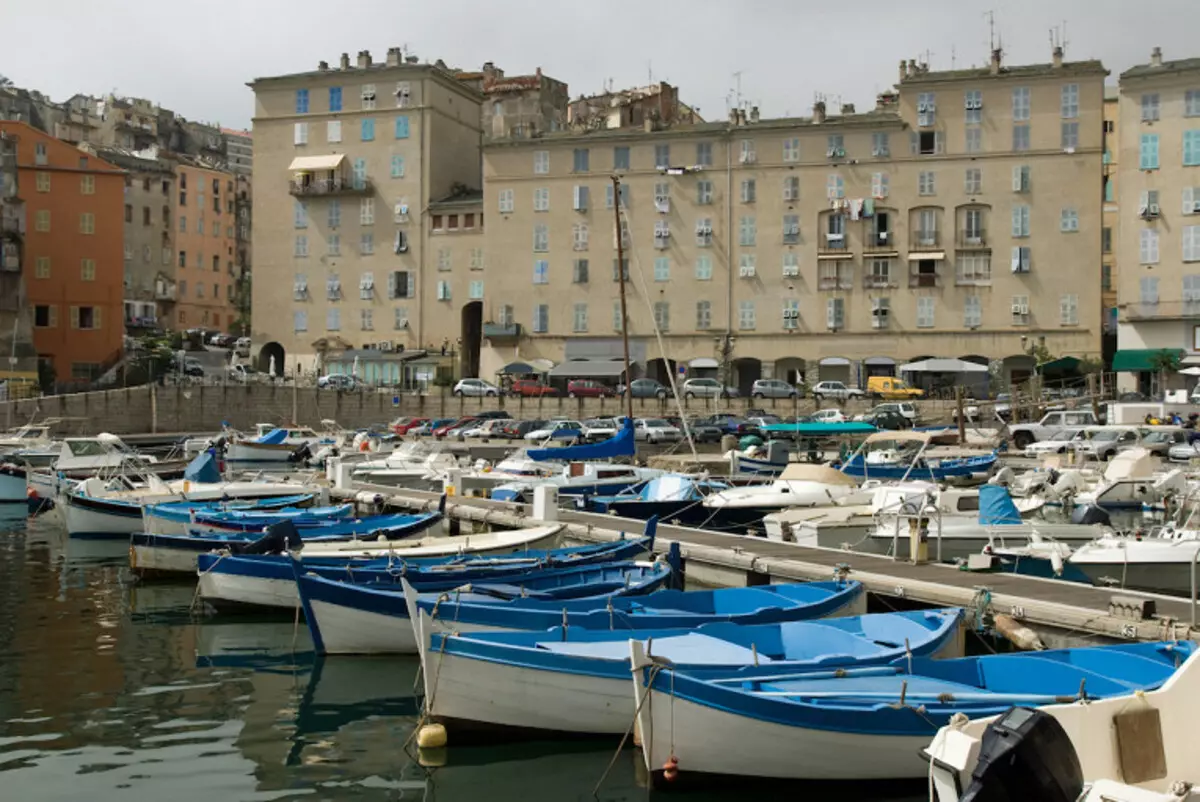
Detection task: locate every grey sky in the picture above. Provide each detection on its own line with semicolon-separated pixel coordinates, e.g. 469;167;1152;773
5;0;1200;130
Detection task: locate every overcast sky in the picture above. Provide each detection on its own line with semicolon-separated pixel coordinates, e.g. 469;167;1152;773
4;0;1200;130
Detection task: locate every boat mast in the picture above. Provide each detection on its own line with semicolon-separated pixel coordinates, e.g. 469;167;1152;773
612;175;634;426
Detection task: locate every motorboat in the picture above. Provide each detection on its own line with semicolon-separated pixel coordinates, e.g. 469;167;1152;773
1072;448;1186;510
490;462;664;503
701;463;862;531
350;442;459;488
1068;523;1200;596
225;422;343;463
838;430;997;483
578;474;729;527
20;434;186;508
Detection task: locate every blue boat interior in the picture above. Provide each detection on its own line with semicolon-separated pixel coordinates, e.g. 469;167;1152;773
183;451;222;483
978;485;1023;525
252;428;290;445
610;581;857;616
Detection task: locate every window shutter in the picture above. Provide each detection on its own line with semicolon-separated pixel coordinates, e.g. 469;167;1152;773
48;306;57;328
1184;187;1195;215
1139;191;1150;214
70;306;80;329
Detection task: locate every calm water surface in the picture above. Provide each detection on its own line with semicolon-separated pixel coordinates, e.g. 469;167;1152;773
0;509;929;802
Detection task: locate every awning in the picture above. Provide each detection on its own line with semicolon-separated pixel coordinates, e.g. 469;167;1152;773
689;357;719;369
1038;356;1081;373
863;356;896;366
817;253;850;261
819;356;850;366
499;361;535;375
899;358;988;373
907;252;946;261
1182;355;1200;366
288;154;346;171
1111;349;1184;372
548;359;633;378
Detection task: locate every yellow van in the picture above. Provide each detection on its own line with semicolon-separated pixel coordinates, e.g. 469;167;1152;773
867;376;925;399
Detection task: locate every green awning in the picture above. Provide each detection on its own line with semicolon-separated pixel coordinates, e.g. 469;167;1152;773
1038;356;1081;373
1111;349;1184;372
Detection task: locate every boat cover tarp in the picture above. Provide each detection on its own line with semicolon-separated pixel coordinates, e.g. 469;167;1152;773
183;450;221;483
978;484;1022;525
528;417;634;462
253;428;289;445
761;421;877;435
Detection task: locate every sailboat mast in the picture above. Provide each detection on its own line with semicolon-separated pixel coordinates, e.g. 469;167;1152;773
612;175;634;425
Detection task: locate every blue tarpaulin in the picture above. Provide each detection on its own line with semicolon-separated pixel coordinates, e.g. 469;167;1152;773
253;428;288;445
528;418;635;462
183;450;221;483
978;484;1022;525
760;421;878;435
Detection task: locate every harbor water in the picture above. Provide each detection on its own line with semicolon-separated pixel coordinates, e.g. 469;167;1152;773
0;509;929;802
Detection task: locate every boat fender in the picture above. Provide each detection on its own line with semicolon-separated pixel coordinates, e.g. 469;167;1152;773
662;755;679;782
993;614;1046;651
417;746;446;768
416;722;447;749
1050;549;1064;576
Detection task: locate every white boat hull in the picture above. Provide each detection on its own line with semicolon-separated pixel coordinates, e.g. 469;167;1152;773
225;442;299;462
61;498;142;538
129;542;213;575
309;596;509;655
198;570;298;610
864;521;1105;561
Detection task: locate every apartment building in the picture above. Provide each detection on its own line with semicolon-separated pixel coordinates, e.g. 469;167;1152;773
480;50;1107;391
455;63;569;140
249;48;484;377
0;129;37;392
0;121;124;385
223;128;253;175
1114;48;1200;392
174;158;240;331
1103;88;1119;340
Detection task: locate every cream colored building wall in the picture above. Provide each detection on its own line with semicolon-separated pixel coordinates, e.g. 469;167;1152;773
424;203;484;349
1103;95;1119;317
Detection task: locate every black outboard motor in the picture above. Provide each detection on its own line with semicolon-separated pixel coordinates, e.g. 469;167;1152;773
959;707;1082;802
290;443;311;463
231;519;302;555
1070;503;1111;527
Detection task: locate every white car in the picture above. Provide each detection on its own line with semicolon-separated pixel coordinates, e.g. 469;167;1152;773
453;378;500;397
809;409;847;424
810;381;864;402
634;418;682;444
582;417;621;441
1169;440;1200;463
524;420;584;442
461;419;506;438
1023;427;1088;458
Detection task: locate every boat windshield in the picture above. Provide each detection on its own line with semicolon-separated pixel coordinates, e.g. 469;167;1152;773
67;440;110;457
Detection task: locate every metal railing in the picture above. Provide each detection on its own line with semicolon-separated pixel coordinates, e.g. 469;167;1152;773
288;178;374;197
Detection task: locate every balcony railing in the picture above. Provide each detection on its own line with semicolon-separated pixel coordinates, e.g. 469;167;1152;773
956;229;989;249
863;232;895;253
955;270;993;287
1123;300;1200;321
155;285;177;302
483;322;522;340
288;178;374;197
818;273;854;291
817;235;849;255
863;274;896;289
910;230;941;250
909;269;940;289
1;204;25;236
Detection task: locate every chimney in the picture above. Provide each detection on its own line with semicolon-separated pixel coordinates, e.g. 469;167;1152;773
749;105;760;123
989;48;1002;75
728;108;739;125
907;59;917;78
840;103;855;115
1151;46;1163;67
899;60;908;83
357;50;372;69
813;100;826;124
318;60;329;71
386;47;401;67
339;52;350;70
405;55;419;64
1052;46;1063;69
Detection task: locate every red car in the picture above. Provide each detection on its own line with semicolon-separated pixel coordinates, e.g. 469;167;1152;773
510;379;559;397
392;417;429;435
433;416;477;437
567;379;616;398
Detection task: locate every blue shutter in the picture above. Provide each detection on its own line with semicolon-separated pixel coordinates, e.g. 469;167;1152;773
329;87;342;112
394;116;410;139
361;118;375;141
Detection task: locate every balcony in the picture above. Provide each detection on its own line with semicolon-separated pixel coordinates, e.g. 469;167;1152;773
483;322;522;341
817;234;849;255
910;231;941;251
863;273;896;289
1;204;25;236
956;229;989;249
155;284;177;302
909;264;941;289
863;231;896;254
1123;301;1200;322
288;177;374;197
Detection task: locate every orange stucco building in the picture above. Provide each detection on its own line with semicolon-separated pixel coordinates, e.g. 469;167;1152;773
0;121;124;384
174;159;239;331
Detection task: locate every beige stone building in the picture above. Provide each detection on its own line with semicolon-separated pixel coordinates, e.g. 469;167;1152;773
248;48;484;379
1103;88;1119;334
1114;48;1200;392
480;50;1107;392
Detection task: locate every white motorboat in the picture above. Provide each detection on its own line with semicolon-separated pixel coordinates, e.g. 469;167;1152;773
20;434;168;507
351;442;459;487
225;422;342;463
1072;449;1186;511
702;464;861;527
1068;524;1200;595
489;461;664;503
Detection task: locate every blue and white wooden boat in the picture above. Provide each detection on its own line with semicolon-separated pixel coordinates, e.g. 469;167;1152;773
631;639;1195;782
296;559;680;655
416;608;964;736
579;475;729;526
131;511;443;576
142;494;322;535
735;422;878;478
226;426;338;463
196;527;657;610
838;430;997;483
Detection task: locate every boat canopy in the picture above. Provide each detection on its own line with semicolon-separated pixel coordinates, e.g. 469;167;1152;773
253;428;289;445
761;421;877;436
978;485;1022;525
778;463;860;487
527;417;635;462
183;450;221;483
863;430;935;445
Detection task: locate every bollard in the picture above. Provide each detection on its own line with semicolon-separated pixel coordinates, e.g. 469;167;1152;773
532;485;559;521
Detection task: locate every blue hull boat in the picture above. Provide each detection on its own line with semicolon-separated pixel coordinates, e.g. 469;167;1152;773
632;639;1195;782
145;497;344;533
579;475;728;527
417;608;964;736
295;560;678;655
839;452;998;482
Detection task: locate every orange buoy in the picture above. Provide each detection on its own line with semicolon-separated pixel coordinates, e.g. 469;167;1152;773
360;439;371;452
662;755;679;782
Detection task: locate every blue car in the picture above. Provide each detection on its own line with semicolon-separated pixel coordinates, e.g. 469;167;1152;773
411;418;455;436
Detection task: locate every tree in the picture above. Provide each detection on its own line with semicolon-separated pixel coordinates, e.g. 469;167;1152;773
1148;349;1181;397
0;75;12;89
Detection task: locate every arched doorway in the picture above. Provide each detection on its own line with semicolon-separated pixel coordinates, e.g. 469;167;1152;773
257;342;285;376
1002;355;1036;387
774;357;807;385
646;357;678;384
862;356;896;379
818;356;851;385
460;301;482;379
732;357;762;396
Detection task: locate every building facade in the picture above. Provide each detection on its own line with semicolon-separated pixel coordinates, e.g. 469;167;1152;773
249;48;484;377
1114;48;1200;392
0;122;124;385
0;128;37;392
173;158;240;331
223;128;253;175
480;51;1107;392
1103;88;1119;341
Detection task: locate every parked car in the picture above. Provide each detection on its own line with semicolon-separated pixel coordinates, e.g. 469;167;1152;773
461;419;509;438
502;419;547;440
392;417;430;435
1008;410;1100;450
862;410;912;431
566;379;615;398
682;416;725;443
810;381;863;402
582;417;621;441
524;420;585;442
208;333;235;348
865;376;925;399
434;417;478;437
618;378;669;399
736;415;782;437
453;378;500;397
808;408;848;424
854;402;919;423
509;379;558;397
682;378;738;399
634;418;682;444
1076;426;1142;461
411;418;454;436
1118;391;1150;403
174;357;205;377
750;379;800;400
317;374;358;391
1134;427;1188;458
234;337;251;357
1023;427;1089;458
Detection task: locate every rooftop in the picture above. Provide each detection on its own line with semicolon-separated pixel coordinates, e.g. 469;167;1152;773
430;185;483;208
901;59;1107;84
1122;56;1200;80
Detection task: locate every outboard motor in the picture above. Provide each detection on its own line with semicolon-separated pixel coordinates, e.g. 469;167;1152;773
290;443;312;463
958;707;1082;802
231;520;302;555
1070;503;1111;527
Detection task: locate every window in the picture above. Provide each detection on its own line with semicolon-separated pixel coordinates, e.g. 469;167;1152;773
606;183;630;209
360;308;373;331
294;235;308;257
697;180;713;205
1012;164;1031;193
178;279;187;297
1060;208;1079;232
871;172;889;199
963;208;984;242
35;172;50;193
612;301;623;331
965;127;982;153
1104;177;1115;203
738;301;756;330
739;215;756;247
573;258;589;283
867;258;892;287
351;158;367;190
1012;87;1030;120
1012;294;1030;325
33;305;55;328
389;270;413;299
326;308;340;331
387;154;405;178
361;118;375;141
738;253;757;277
533;259;549;284
964;167;982;195
533;224;548;252
80;175;95;195
956;253;991;285
915;131;942;155
646;256;669;282
1102;264;1112;291
1012;246;1031;273
1188;90;1200;117
469;280;484;300
695;217;713;247
782;252;800;277
34;256;49;279
532;304;549;333
292;200;308;228
573;303;588;332
1060;293;1079;326
533;187;549;212
1140;276;1159;305
826;298;845;331
295;88;309;113
782;214;800;244
325;271;341;300
783;176;800;201
1012;205;1031;237
1185;226;1200;262
294;122;308;145
1184;131;1200;166
1062;122;1079;150
572;148;590;172
34;143;47;165
1140;133;1160;169
178;250;186;267
1061;84;1079;119
964;295;982;328
827;134;845;157
498;189;514;213
871;132;889;157
1185;274;1200;305
80;258;95;281
654;144;670;168
436;280;451;301
1013;125;1030;151
79;213;94;234
326;120;342;143
826;174;844;199
695;255;713;280
572;222;588;251
533;150;549;174
573;185;589;211
197;218;205;235
1140;228;1160;264
782;299;800;330
653;301;670;332
918;171;935;196
358;83;377;110
696;300;712;329
783;137;800;162
436;248;450;271
613;146;630;170
34;210;49;232
1141;93;1160;122
964;89;983;124
741;178;756;203
72;305;99;330
1102;227;1112;254
916;296;935;328
360;233;374;254
393;306;409;329
329;86;343;112
470;247;483;269
360;197;374;225
917;92;936;126
826;212;845;247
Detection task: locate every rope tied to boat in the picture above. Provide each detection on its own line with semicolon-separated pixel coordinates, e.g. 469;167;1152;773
970;586;993;632
189;550;229;614
833;562;851;583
